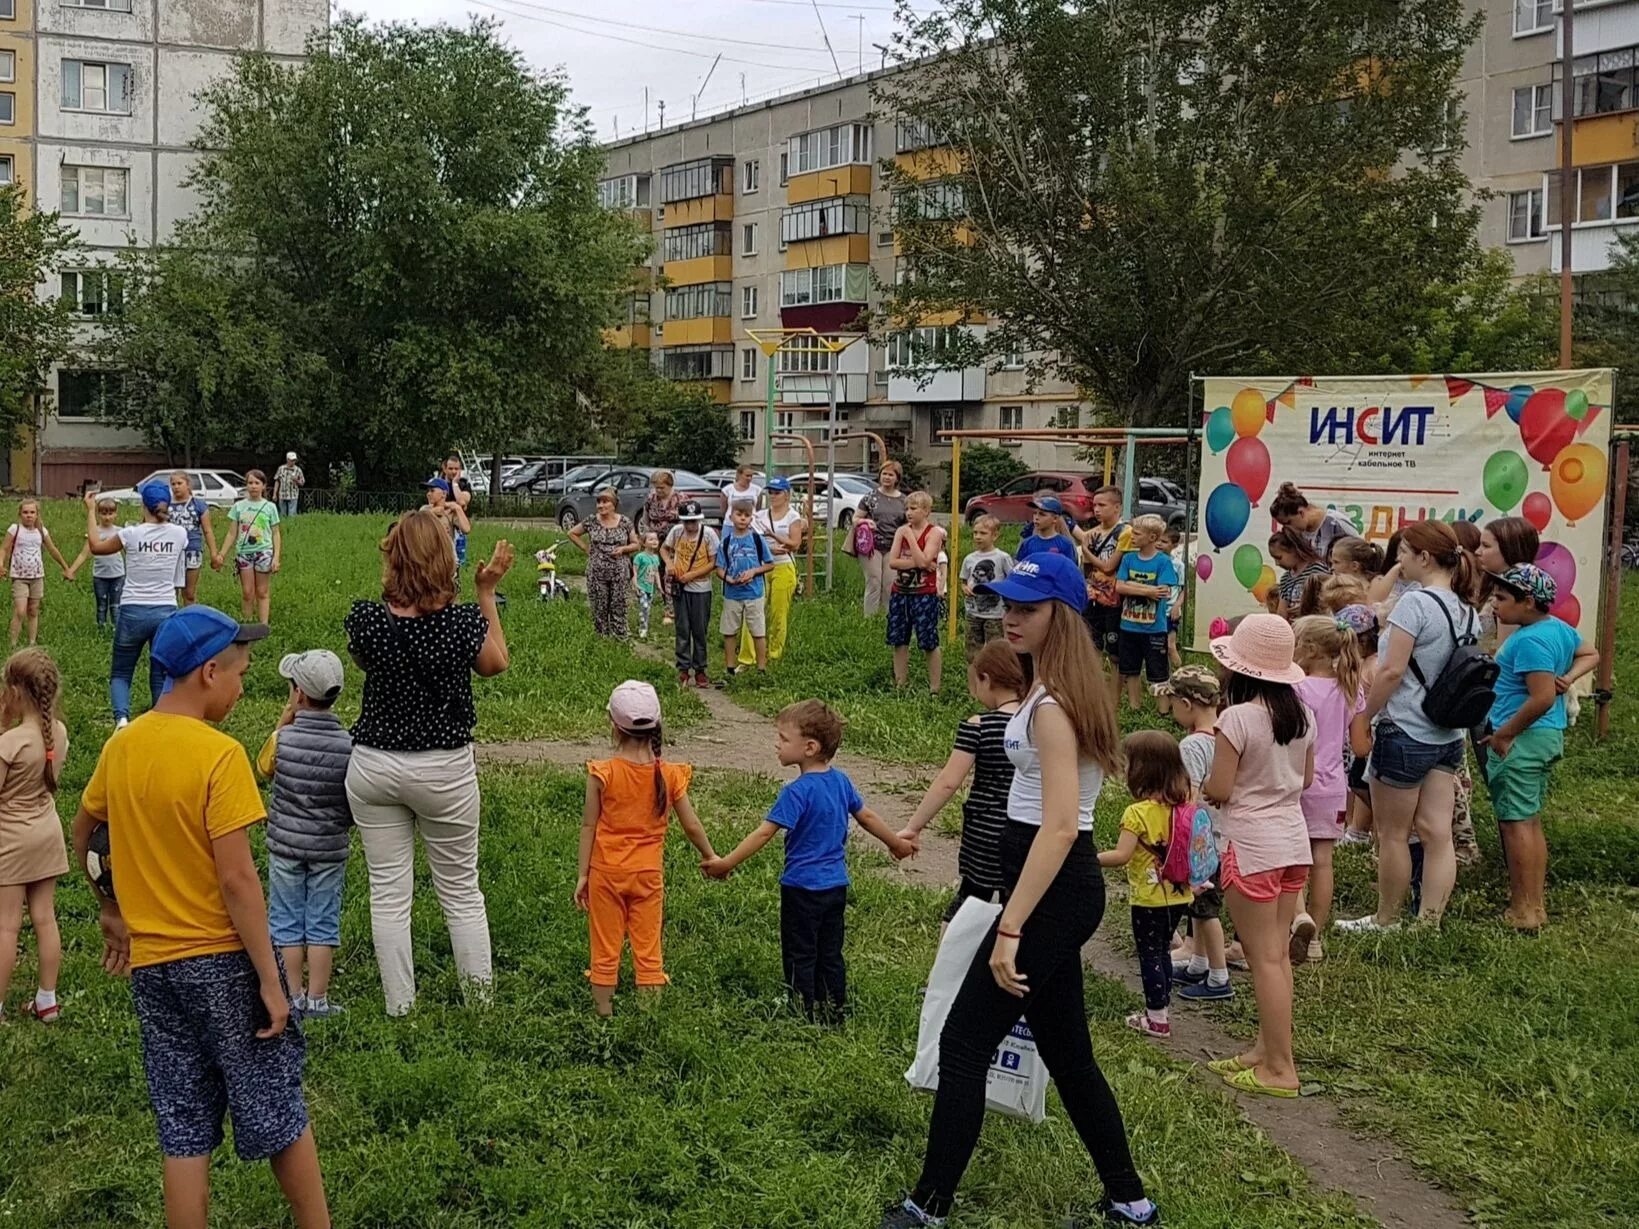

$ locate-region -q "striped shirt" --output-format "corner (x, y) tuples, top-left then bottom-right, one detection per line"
(954, 708), (1016, 890)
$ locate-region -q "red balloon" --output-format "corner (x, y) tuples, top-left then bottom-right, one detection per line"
(1522, 491), (1552, 532)
(1226, 436), (1272, 505)
(1550, 592), (1581, 628)
(1519, 388), (1576, 470)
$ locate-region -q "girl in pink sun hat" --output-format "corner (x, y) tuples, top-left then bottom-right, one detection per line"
(1201, 613), (1316, 1099)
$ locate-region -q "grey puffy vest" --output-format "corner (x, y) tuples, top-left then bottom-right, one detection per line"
(267, 710), (355, 864)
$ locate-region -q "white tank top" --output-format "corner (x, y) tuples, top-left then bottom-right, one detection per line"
(1004, 685), (1104, 831)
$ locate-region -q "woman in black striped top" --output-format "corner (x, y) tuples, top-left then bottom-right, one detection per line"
(899, 641), (1029, 930)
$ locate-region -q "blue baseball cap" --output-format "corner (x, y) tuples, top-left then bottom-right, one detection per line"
(767, 476), (792, 492)
(139, 480), (173, 514)
(424, 477), (453, 496)
(975, 551), (1087, 611)
(151, 607), (269, 679)
(1028, 496), (1065, 515)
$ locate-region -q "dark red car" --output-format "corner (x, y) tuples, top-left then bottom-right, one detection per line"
(964, 471), (1102, 526)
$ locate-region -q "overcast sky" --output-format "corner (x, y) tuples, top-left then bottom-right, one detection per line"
(345, 0), (916, 141)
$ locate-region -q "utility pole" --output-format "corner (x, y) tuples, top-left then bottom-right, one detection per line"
(1559, 0), (1576, 367)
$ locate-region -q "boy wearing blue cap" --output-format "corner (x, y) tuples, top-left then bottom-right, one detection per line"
(72, 607), (331, 1228)
(423, 477), (471, 571)
(1015, 496), (1077, 562)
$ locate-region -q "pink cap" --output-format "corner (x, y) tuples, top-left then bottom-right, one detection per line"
(607, 679), (662, 730)
(1210, 612), (1306, 685)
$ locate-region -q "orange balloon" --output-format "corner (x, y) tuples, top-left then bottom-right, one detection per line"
(1231, 388), (1267, 438)
(1549, 442), (1608, 524)
(1250, 564), (1277, 603)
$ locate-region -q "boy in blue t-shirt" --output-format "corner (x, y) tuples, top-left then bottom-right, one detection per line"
(1015, 495), (1077, 562)
(1481, 563), (1598, 930)
(715, 501), (774, 682)
(704, 700), (914, 1018)
(1114, 514), (1179, 709)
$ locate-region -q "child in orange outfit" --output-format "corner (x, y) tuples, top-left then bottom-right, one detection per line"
(575, 680), (716, 1016)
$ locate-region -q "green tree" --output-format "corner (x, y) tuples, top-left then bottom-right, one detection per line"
(942, 442), (1029, 507)
(105, 17), (648, 487)
(879, 0), (1491, 425)
(1575, 230), (1639, 423)
(0, 186), (78, 452)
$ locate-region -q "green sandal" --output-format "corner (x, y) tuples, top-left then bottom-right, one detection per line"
(1222, 1066), (1299, 1099)
(1206, 1055), (1250, 1075)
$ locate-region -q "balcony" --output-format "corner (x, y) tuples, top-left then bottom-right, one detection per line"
(886, 324), (987, 403)
(659, 157), (734, 227)
(603, 324), (653, 349)
(776, 336), (869, 406)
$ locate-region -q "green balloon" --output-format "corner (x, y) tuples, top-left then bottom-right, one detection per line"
(1483, 449), (1528, 513)
(1233, 543), (1264, 590)
(1206, 406), (1235, 454)
(1566, 389), (1590, 422)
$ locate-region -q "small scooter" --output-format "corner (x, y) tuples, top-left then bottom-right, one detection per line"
(535, 546), (571, 600)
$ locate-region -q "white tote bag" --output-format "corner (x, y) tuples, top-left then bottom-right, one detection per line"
(904, 897), (1050, 1124)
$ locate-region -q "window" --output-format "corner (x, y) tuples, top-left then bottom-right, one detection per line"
(660, 344), (733, 380)
(777, 335), (833, 374)
(896, 118), (947, 153)
(877, 231), (894, 247)
(661, 222), (732, 263)
(932, 406), (961, 442)
(778, 263), (866, 307)
(69, 0), (134, 10)
(895, 180), (966, 223)
(0, 50), (13, 82)
(57, 368), (123, 418)
(60, 269), (124, 316)
(1545, 162), (1639, 228)
(1582, 166), (1614, 222)
(61, 166), (129, 217)
(1514, 0), (1552, 35)
(775, 409), (796, 431)
(1001, 349), (1025, 370)
(741, 222), (758, 256)
(780, 195), (871, 244)
(789, 122), (871, 175)
(0, 92), (11, 125)
(659, 157), (732, 205)
(663, 281), (732, 320)
(1513, 84), (1553, 137)
(741, 347), (757, 381)
(742, 159), (759, 194)
(999, 405), (1024, 434)
(738, 410), (757, 441)
(0, 0), (13, 17)
(1508, 188), (1545, 241)
(888, 325), (961, 368)
(597, 174), (651, 210)
(62, 60), (132, 114)
(741, 284), (758, 318)
(1555, 45), (1639, 118)
(873, 347), (889, 386)
(0, 155), (11, 185)
(779, 151), (788, 186)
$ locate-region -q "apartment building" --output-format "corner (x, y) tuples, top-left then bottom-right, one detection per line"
(599, 72), (1092, 473)
(0, 0), (325, 492)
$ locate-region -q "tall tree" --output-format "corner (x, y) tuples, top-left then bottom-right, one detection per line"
(0, 187), (78, 453)
(105, 17), (648, 486)
(879, 0), (1494, 424)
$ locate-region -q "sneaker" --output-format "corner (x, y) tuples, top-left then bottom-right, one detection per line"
(1066, 1197), (1163, 1226)
(292, 992), (308, 1013)
(305, 997), (345, 1019)
(1289, 912), (1317, 964)
(678, 671), (691, 687)
(1306, 939), (1324, 963)
(1170, 963), (1207, 985)
(1335, 914), (1399, 934)
(879, 1198), (944, 1228)
(1338, 830), (1372, 847)
(1124, 1011), (1170, 1039)
(1178, 978), (1234, 1002)
(114, 717), (129, 731)
(694, 671), (711, 689)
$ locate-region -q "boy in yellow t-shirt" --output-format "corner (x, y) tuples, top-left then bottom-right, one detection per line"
(72, 606), (331, 1229)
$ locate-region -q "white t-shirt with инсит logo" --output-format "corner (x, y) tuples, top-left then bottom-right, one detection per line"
(117, 523), (188, 606)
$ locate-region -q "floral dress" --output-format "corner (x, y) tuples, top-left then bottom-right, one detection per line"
(580, 514), (635, 639)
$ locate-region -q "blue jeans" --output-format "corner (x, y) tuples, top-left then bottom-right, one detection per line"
(279, 496), (298, 519)
(267, 854), (346, 947)
(110, 604), (174, 719)
(93, 575), (124, 627)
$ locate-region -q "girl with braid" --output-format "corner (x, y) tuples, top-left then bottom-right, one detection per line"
(574, 680), (716, 1017)
(0, 649), (69, 1023)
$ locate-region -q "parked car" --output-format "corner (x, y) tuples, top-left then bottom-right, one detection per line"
(964, 472), (1102, 526)
(784, 473), (872, 531)
(555, 467), (727, 531)
(546, 463), (614, 495)
(1133, 477), (1192, 533)
(100, 469), (247, 508)
(701, 468), (768, 491)
(501, 460), (551, 492)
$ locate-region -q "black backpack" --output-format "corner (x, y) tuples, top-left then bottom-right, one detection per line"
(1405, 591), (1498, 731)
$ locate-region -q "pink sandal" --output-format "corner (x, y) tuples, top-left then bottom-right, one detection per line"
(25, 1000), (59, 1024)
(1124, 1011), (1171, 1039)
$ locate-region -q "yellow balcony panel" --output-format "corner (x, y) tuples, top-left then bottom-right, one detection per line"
(675, 377), (734, 405)
(663, 194), (734, 227)
(603, 324), (653, 349)
(787, 165), (872, 205)
(784, 234), (871, 269)
(662, 254), (733, 286)
(630, 208), (652, 230)
(888, 309), (988, 329)
(1561, 112), (1639, 167)
(894, 149), (962, 182)
(664, 317), (733, 346)
(0, 37), (37, 137)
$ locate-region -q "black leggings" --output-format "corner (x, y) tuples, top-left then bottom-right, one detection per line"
(1132, 904), (1190, 1011)
(912, 822), (1145, 1216)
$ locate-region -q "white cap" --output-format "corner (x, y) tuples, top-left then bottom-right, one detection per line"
(279, 650), (344, 702)
(286, 451), (298, 461)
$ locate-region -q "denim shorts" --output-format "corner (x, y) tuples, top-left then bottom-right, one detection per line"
(131, 951), (308, 1160)
(1370, 720), (1465, 788)
(267, 854), (346, 947)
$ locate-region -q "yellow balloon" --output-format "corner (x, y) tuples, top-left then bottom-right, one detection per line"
(1231, 388), (1267, 438)
(1549, 442), (1608, 524)
(1250, 564), (1277, 603)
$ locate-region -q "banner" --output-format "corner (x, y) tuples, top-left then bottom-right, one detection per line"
(1193, 371), (1615, 649)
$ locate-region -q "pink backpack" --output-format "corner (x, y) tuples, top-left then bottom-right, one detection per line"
(1144, 803), (1219, 890)
(853, 520), (877, 558)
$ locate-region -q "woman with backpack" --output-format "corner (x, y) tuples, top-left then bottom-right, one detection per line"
(1338, 520), (1483, 933)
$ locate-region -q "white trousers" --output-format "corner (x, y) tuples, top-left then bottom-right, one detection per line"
(346, 743), (491, 1016)
(860, 548), (895, 617)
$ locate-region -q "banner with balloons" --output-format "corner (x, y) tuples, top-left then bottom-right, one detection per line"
(1194, 370), (1615, 650)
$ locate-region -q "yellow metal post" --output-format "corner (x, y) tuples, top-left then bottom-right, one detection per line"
(946, 437), (962, 647)
(1103, 445), (1113, 486)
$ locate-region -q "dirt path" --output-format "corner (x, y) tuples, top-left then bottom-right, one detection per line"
(478, 669), (1469, 1229)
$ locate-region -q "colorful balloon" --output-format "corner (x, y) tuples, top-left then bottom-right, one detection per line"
(1232, 544), (1264, 590)
(1225, 436), (1272, 505)
(1519, 388), (1576, 469)
(1549, 442), (1608, 524)
(1522, 491), (1552, 533)
(1482, 449), (1528, 513)
(1231, 388), (1266, 439)
(1535, 541), (1576, 596)
(1505, 384), (1533, 425)
(1206, 406), (1235, 454)
(1565, 389), (1590, 422)
(1204, 482), (1252, 550)
(1250, 565), (1277, 604)
(1196, 554), (1213, 582)
(1550, 593), (1581, 628)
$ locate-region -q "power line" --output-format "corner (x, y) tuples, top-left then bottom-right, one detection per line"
(485, 0), (850, 57)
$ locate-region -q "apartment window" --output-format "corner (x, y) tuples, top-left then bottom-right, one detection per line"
(0, 91), (11, 125)
(62, 60), (133, 114)
(777, 335), (833, 374)
(659, 157), (732, 205)
(0, 0), (13, 17)
(1545, 162), (1639, 228)
(660, 344), (733, 380)
(873, 347), (889, 386)
(888, 326), (962, 368)
(999, 405), (1025, 434)
(778, 263), (865, 307)
(779, 152), (788, 186)
(661, 222), (732, 263)
(1555, 46), (1639, 119)
(60, 269), (124, 316)
(895, 180), (966, 223)
(61, 166), (129, 217)
(742, 159), (759, 194)
(0, 154), (12, 185)
(877, 231), (894, 247)
(789, 122), (871, 175)
(1514, 0), (1552, 35)
(741, 222), (758, 256)
(57, 368), (123, 419)
(896, 117), (947, 153)
(780, 195), (870, 244)
(1513, 84), (1553, 138)
(1001, 349), (1025, 370)
(738, 410), (757, 441)
(741, 346), (758, 381)
(776, 409), (796, 431)
(0, 50), (14, 82)
(597, 174), (650, 210)
(932, 406), (961, 442)
(69, 0), (135, 10)
(663, 281), (732, 321)
(741, 284), (758, 318)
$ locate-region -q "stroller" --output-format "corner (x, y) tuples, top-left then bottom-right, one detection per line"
(535, 546), (571, 600)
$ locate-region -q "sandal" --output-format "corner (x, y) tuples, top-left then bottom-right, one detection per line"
(1206, 1055), (1251, 1075)
(24, 1001), (59, 1024)
(1222, 1066), (1299, 1098)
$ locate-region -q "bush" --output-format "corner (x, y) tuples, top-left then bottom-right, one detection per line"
(940, 443), (1028, 506)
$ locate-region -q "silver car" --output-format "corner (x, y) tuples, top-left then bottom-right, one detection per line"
(555, 467), (728, 531)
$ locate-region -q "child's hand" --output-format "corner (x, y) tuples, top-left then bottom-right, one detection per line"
(97, 905), (130, 977)
(573, 875), (590, 911)
(895, 826), (920, 846)
(887, 835), (917, 861)
(255, 979), (290, 1039)
(702, 857), (732, 880)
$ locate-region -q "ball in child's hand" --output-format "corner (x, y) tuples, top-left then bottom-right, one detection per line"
(87, 821), (115, 902)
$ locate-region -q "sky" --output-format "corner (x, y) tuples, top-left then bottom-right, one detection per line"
(345, 0), (918, 142)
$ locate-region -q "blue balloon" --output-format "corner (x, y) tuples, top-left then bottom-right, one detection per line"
(1506, 384), (1533, 425)
(1204, 482), (1252, 551)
